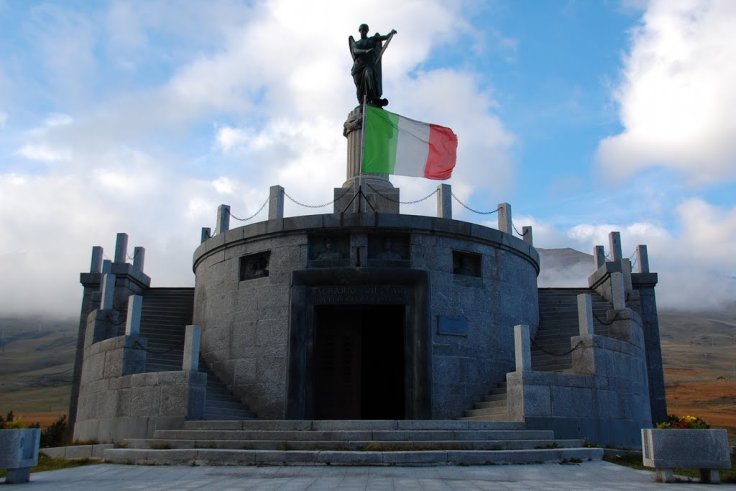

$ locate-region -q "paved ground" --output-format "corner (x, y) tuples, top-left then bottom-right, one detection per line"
(6, 462), (735, 490)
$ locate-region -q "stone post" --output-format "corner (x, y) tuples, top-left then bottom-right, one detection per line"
(594, 245), (606, 269)
(183, 325), (202, 372)
(102, 259), (112, 273)
(201, 227), (211, 244)
(514, 324), (531, 372)
(114, 233), (128, 264)
(125, 295), (143, 336)
(611, 271), (625, 310)
(133, 247), (145, 273)
(90, 246), (103, 273)
(636, 245), (650, 273)
(269, 185), (285, 220)
(522, 226), (533, 245)
(622, 258), (633, 294)
(216, 204), (230, 235)
(437, 184), (452, 219)
(100, 274), (116, 310)
(577, 293), (594, 336)
(609, 231), (622, 263)
(498, 203), (512, 234)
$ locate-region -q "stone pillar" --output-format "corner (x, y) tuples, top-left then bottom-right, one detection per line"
(637, 245), (650, 273)
(114, 233), (128, 264)
(437, 184), (452, 219)
(622, 258), (633, 294)
(183, 325), (201, 372)
(102, 259), (111, 273)
(609, 231), (622, 263)
(594, 245), (606, 270)
(577, 293), (594, 336)
(632, 271), (667, 423)
(133, 247), (145, 273)
(90, 246), (103, 273)
(522, 226), (533, 246)
(611, 271), (625, 310)
(498, 203), (512, 234)
(269, 185), (285, 220)
(216, 204), (230, 235)
(100, 274), (116, 310)
(125, 295), (143, 336)
(514, 324), (531, 372)
(200, 227), (211, 244)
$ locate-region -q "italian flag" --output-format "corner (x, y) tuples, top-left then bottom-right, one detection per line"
(361, 105), (458, 180)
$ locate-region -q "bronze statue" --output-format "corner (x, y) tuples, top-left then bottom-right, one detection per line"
(349, 24), (397, 107)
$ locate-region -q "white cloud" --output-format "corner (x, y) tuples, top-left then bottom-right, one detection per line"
(597, 0), (736, 185)
(0, 0), (515, 317)
(44, 113), (73, 127)
(16, 143), (71, 162)
(532, 198), (736, 310)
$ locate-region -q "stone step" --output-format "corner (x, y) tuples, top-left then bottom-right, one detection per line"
(464, 407), (507, 418)
(153, 429), (557, 442)
(183, 420), (526, 431)
(123, 438), (587, 451)
(103, 447), (603, 466)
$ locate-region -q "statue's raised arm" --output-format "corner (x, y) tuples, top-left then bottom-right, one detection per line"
(349, 24), (397, 107)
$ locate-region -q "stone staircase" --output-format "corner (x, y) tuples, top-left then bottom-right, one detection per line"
(532, 288), (612, 372)
(138, 287), (254, 420)
(462, 382), (508, 421)
(140, 288), (193, 372)
(104, 420), (602, 465)
(462, 288), (613, 421)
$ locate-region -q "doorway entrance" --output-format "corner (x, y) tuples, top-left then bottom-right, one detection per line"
(313, 305), (405, 419)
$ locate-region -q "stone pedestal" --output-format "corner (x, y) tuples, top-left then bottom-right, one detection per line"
(340, 107), (400, 214)
(642, 428), (732, 483)
(0, 428), (40, 484)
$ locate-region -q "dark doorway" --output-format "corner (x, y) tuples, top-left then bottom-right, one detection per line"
(313, 305), (405, 419)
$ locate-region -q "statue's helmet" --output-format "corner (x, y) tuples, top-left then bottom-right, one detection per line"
(359, 24), (369, 33)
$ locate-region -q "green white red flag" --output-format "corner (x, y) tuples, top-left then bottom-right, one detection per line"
(361, 105), (458, 180)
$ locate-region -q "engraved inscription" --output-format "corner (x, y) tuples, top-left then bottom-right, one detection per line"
(314, 285), (406, 305)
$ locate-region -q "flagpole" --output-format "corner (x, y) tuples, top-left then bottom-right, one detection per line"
(357, 93), (367, 213)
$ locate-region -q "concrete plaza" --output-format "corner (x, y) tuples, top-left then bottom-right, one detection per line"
(7, 461), (734, 490)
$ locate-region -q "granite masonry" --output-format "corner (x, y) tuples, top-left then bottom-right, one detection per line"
(68, 110), (666, 450)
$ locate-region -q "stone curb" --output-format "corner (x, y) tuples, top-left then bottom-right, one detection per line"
(103, 447), (604, 466)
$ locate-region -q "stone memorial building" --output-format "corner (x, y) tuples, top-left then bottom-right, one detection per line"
(68, 52), (667, 454)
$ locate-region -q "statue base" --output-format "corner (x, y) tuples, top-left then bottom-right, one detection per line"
(334, 177), (400, 214)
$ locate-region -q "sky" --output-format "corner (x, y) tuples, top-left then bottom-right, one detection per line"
(1, 0), (735, 317)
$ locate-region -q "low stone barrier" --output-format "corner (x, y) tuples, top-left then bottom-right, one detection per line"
(642, 428), (732, 483)
(0, 428), (41, 484)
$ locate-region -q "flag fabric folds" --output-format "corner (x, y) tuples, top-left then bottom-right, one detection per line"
(361, 106), (457, 180)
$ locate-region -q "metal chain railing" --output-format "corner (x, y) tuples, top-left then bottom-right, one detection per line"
(450, 192), (500, 215)
(227, 196), (269, 222)
(284, 187), (352, 209)
(365, 182), (438, 204)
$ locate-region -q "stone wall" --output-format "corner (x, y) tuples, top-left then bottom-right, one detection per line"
(506, 308), (652, 448)
(192, 212), (539, 419)
(73, 308), (206, 443)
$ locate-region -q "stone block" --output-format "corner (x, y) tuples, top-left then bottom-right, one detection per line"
(642, 429), (731, 482)
(0, 428), (40, 483)
(551, 386), (593, 417)
(130, 386), (160, 417)
(159, 384), (188, 416)
(522, 385), (552, 417)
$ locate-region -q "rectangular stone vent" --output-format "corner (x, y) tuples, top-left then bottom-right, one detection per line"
(239, 251), (270, 280)
(452, 251), (481, 277)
